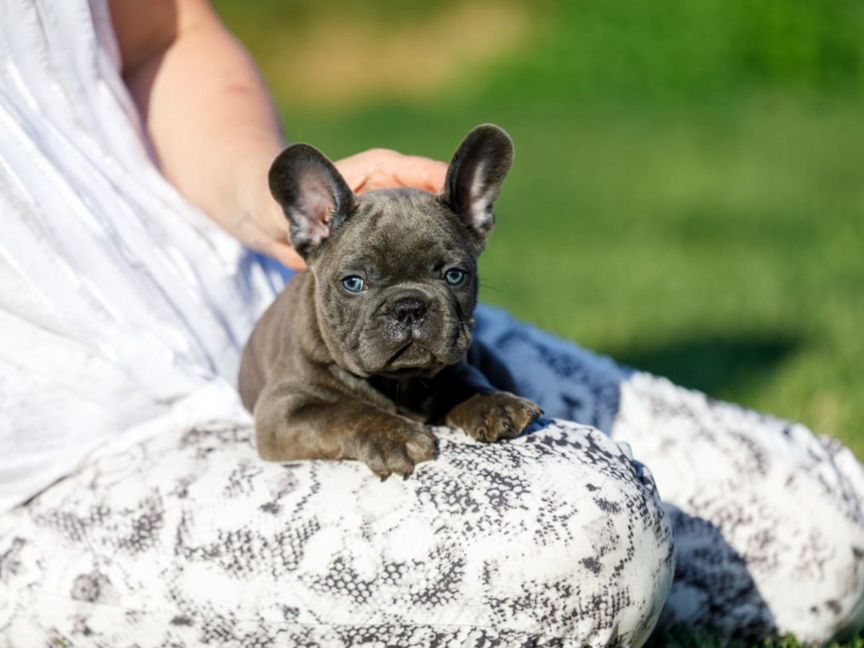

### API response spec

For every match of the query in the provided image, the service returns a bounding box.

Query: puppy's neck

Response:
[368,375,438,421]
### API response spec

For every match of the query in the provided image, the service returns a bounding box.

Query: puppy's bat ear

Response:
[441,124,514,246]
[268,144,355,260]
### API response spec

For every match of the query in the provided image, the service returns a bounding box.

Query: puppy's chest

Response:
[368,376,439,422]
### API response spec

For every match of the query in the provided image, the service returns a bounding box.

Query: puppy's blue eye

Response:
[444,268,467,286]
[341,275,365,294]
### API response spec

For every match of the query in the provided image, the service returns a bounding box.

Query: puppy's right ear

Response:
[268,144,356,260]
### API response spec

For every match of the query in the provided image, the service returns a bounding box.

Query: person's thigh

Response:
[0,418,673,648]
[476,305,864,643]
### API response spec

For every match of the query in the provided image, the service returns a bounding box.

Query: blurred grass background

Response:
[214,0,864,459]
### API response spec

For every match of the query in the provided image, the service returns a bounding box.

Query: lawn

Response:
[215,0,863,643]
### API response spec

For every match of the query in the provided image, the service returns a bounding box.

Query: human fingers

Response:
[391,154,447,193]
[335,149,447,195]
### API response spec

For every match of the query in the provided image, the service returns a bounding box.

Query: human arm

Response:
[110,0,447,270]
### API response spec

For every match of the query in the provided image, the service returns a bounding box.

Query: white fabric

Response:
[0,0,283,512]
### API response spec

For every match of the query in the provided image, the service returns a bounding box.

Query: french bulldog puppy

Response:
[239,124,542,479]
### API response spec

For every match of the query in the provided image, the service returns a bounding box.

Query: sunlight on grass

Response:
[216,0,540,109]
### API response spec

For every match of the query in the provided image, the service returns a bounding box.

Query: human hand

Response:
[334,148,447,195]
[255,148,448,270]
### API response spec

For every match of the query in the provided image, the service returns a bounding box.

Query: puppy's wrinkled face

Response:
[313,190,478,377]
[269,124,514,378]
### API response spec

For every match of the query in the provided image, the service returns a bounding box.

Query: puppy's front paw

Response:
[355,421,437,481]
[446,392,543,443]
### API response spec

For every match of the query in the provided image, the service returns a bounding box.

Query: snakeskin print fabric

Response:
[0,418,673,647]
[475,307,864,644]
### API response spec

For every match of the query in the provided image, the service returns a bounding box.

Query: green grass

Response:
[214,1,864,643]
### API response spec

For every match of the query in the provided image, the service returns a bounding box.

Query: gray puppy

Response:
[239,124,542,479]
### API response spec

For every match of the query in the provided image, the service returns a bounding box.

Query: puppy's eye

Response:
[341,275,366,294]
[444,268,467,286]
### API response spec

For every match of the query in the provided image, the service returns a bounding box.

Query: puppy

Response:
[239,124,542,479]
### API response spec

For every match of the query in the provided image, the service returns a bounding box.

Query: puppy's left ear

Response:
[441,124,514,246]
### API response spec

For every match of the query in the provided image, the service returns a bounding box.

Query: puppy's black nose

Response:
[392,297,427,326]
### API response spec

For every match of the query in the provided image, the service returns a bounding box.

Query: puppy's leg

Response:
[254,382,437,479]
[434,363,543,443]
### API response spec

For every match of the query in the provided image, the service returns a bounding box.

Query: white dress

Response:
[0,0,282,513]
[1,1,863,646]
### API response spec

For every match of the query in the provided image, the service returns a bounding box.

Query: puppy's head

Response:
[269,124,513,378]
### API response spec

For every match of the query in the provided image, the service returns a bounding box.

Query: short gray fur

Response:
[239,125,542,479]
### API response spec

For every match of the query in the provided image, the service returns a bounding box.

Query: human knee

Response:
[436,426,675,646]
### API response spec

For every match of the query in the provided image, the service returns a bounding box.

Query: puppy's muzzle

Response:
[382,289,432,335]
[391,296,427,328]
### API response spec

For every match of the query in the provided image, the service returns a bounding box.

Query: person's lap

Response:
[0,415,673,648]
[2,307,863,648]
